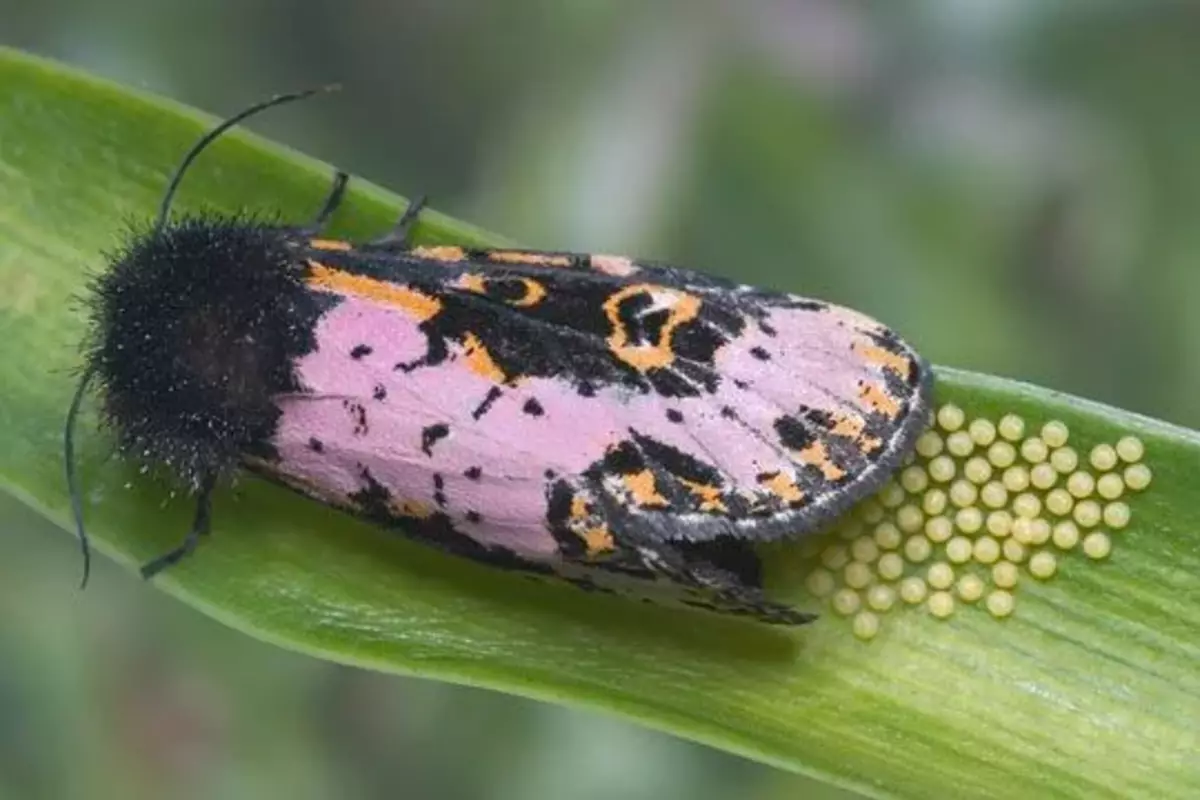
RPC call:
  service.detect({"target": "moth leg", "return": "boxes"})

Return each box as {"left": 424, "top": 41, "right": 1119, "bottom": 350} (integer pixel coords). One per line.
{"left": 299, "top": 170, "right": 350, "bottom": 235}
{"left": 366, "top": 194, "right": 429, "bottom": 250}
{"left": 139, "top": 473, "right": 217, "bottom": 579}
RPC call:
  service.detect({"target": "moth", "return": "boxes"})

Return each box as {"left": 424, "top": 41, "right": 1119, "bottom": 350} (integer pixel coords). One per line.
{"left": 67, "top": 90, "right": 933, "bottom": 625}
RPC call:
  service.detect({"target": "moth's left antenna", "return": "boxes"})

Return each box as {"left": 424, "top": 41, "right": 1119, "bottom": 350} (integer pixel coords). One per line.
{"left": 65, "top": 365, "right": 97, "bottom": 588}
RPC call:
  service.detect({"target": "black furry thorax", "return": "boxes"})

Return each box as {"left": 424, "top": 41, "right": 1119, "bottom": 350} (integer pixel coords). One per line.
{"left": 85, "top": 216, "right": 327, "bottom": 487}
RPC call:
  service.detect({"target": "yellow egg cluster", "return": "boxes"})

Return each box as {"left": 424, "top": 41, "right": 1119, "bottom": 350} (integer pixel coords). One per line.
{"left": 788, "top": 405, "right": 1153, "bottom": 641}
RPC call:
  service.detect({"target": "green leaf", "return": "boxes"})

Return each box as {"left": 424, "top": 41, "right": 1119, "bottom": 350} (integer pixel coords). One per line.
{"left": 1, "top": 48, "right": 1197, "bottom": 799}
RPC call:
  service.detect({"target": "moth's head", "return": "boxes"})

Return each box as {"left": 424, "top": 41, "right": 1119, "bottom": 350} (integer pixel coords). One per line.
{"left": 85, "top": 216, "right": 323, "bottom": 485}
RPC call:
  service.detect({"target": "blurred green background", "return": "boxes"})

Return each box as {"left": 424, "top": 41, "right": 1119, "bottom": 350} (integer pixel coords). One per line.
{"left": 3, "top": 1, "right": 1199, "bottom": 798}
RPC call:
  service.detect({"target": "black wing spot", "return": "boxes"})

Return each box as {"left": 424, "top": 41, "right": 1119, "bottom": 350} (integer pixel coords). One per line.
{"left": 350, "top": 344, "right": 373, "bottom": 359}
{"left": 472, "top": 386, "right": 503, "bottom": 420}
{"left": 720, "top": 406, "right": 737, "bottom": 420}
{"left": 666, "top": 408, "right": 684, "bottom": 423}
{"left": 760, "top": 322, "right": 777, "bottom": 337}
{"left": 544, "top": 469, "right": 558, "bottom": 480}
{"left": 464, "top": 465, "right": 482, "bottom": 481}
{"left": 775, "top": 416, "right": 815, "bottom": 451}
{"left": 433, "top": 473, "right": 447, "bottom": 507}
{"left": 750, "top": 346, "right": 771, "bottom": 361}
{"left": 421, "top": 423, "right": 450, "bottom": 456}
{"left": 373, "top": 384, "right": 387, "bottom": 401}
{"left": 523, "top": 397, "right": 545, "bottom": 417}
{"left": 344, "top": 401, "right": 368, "bottom": 435}
{"left": 733, "top": 379, "right": 750, "bottom": 390}
{"left": 466, "top": 510, "right": 482, "bottom": 523}
{"left": 308, "top": 437, "right": 324, "bottom": 453}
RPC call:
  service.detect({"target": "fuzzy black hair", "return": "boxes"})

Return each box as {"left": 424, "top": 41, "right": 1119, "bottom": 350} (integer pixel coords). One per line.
{"left": 85, "top": 215, "right": 329, "bottom": 488}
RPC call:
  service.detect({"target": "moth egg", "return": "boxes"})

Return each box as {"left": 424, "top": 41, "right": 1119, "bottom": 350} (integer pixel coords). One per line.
{"left": 899, "top": 576, "right": 928, "bottom": 604}
{"left": 832, "top": 588, "right": 861, "bottom": 616}
{"left": 992, "top": 561, "right": 1019, "bottom": 589}
{"left": 949, "top": 480, "right": 979, "bottom": 508}
{"left": 1041, "top": 420, "right": 1070, "bottom": 448}
{"left": 876, "top": 552, "right": 906, "bottom": 581}
{"left": 878, "top": 480, "right": 906, "bottom": 509}
{"left": 1089, "top": 444, "right": 1118, "bottom": 472}
{"left": 973, "top": 536, "right": 1001, "bottom": 564}
{"left": 937, "top": 404, "right": 966, "bottom": 432}
{"left": 928, "top": 591, "right": 956, "bottom": 619}
{"left": 927, "top": 455, "right": 957, "bottom": 484}
{"left": 1010, "top": 517, "right": 1035, "bottom": 545}
{"left": 922, "top": 488, "right": 948, "bottom": 516}
{"left": 1012, "top": 492, "right": 1042, "bottom": 519}
{"left": 1124, "top": 464, "right": 1152, "bottom": 492}
{"left": 946, "top": 431, "right": 975, "bottom": 458}
{"left": 1029, "top": 518, "right": 1052, "bottom": 545}
{"left": 1052, "top": 521, "right": 1080, "bottom": 550}
{"left": 946, "top": 536, "right": 974, "bottom": 564}
{"left": 1116, "top": 436, "right": 1145, "bottom": 463}
{"left": 1103, "top": 502, "right": 1131, "bottom": 530}
{"left": 850, "top": 537, "right": 880, "bottom": 564}
{"left": 968, "top": 418, "right": 997, "bottom": 446}
{"left": 1050, "top": 446, "right": 1079, "bottom": 474}
{"left": 986, "top": 590, "right": 1015, "bottom": 618}
{"left": 987, "top": 441, "right": 1017, "bottom": 469}
{"left": 872, "top": 521, "right": 903, "bottom": 550}
{"left": 963, "top": 457, "right": 993, "bottom": 485}
{"left": 1044, "top": 488, "right": 1074, "bottom": 517}
{"left": 1002, "top": 539, "right": 1027, "bottom": 564}
{"left": 1096, "top": 473, "right": 1124, "bottom": 500}
{"left": 837, "top": 518, "right": 865, "bottom": 541}
{"left": 844, "top": 562, "right": 873, "bottom": 590}
{"left": 1066, "top": 471, "right": 1095, "bottom": 499}
{"left": 866, "top": 584, "right": 897, "bottom": 612}
{"left": 1083, "top": 531, "right": 1112, "bottom": 560}
{"left": 986, "top": 510, "right": 1013, "bottom": 538}
{"left": 1002, "top": 465, "right": 1030, "bottom": 493}
{"left": 805, "top": 568, "right": 836, "bottom": 597}
{"left": 980, "top": 481, "right": 1008, "bottom": 509}
{"left": 915, "top": 430, "right": 945, "bottom": 458}
{"left": 1029, "top": 463, "right": 1058, "bottom": 490}
{"left": 852, "top": 611, "right": 881, "bottom": 641}
{"left": 903, "top": 534, "right": 933, "bottom": 563}
{"left": 858, "top": 500, "right": 885, "bottom": 524}
{"left": 954, "top": 508, "right": 983, "bottom": 535}
{"left": 1019, "top": 437, "right": 1049, "bottom": 464}
{"left": 925, "top": 515, "right": 953, "bottom": 543}
{"left": 998, "top": 414, "right": 1026, "bottom": 441}
{"left": 1029, "top": 551, "right": 1058, "bottom": 580}
{"left": 887, "top": 505, "right": 916, "bottom": 533}
{"left": 900, "top": 466, "right": 929, "bottom": 494}
{"left": 1073, "top": 500, "right": 1102, "bottom": 528}
{"left": 821, "top": 545, "right": 850, "bottom": 570}
{"left": 927, "top": 562, "right": 955, "bottom": 590}
{"left": 956, "top": 574, "right": 985, "bottom": 603}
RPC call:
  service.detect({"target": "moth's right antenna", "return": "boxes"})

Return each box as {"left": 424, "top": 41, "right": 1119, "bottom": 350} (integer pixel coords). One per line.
{"left": 156, "top": 85, "right": 340, "bottom": 230}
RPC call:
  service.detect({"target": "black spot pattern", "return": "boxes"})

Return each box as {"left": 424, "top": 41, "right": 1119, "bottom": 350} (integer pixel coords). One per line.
{"left": 420, "top": 423, "right": 450, "bottom": 456}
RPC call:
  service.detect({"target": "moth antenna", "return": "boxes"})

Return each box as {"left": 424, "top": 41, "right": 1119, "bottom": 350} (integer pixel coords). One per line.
{"left": 64, "top": 365, "right": 98, "bottom": 589}
{"left": 156, "top": 84, "right": 341, "bottom": 229}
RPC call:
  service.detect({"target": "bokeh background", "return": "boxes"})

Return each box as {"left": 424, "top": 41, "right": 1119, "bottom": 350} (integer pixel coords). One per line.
{"left": 3, "top": 1, "right": 1199, "bottom": 798}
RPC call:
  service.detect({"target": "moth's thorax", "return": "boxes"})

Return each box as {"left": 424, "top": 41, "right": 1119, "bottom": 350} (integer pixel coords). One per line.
{"left": 88, "top": 218, "right": 321, "bottom": 482}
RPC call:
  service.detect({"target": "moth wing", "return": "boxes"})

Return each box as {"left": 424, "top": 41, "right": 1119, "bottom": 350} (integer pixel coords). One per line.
{"left": 400, "top": 249, "right": 933, "bottom": 545}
